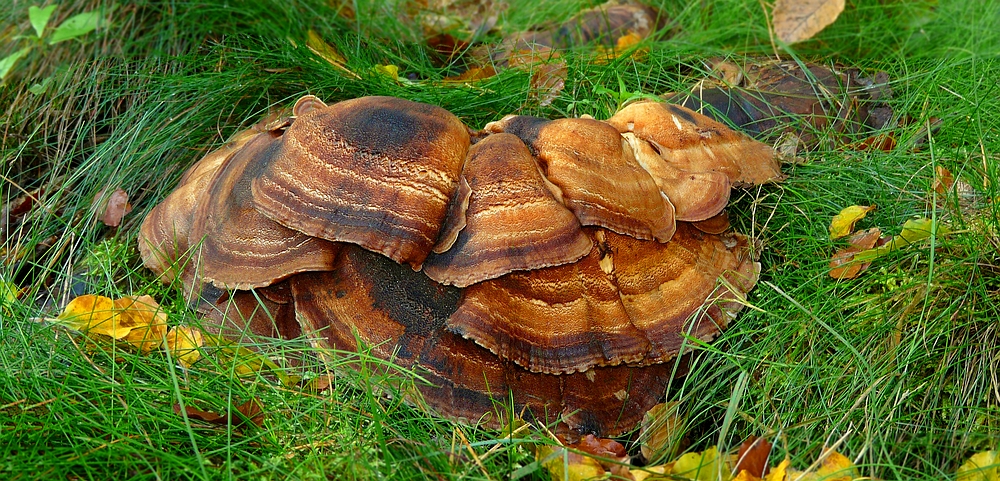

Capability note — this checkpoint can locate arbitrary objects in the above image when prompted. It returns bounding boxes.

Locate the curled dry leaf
[786,450,860,481]
[772,0,845,44]
[671,446,728,480]
[56,294,130,339]
[853,217,949,262]
[94,188,132,227]
[933,165,956,194]
[115,295,168,353]
[1,277,23,315]
[165,326,204,367]
[829,205,875,239]
[305,29,358,78]
[765,459,790,481]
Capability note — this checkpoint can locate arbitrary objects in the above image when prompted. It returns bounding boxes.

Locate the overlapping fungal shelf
[139,95,781,437]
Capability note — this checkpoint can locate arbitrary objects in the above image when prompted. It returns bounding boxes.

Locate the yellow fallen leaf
[536,444,606,481]
[56,294,130,338]
[640,402,685,462]
[374,64,399,80]
[1,278,21,315]
[733,470,763,481]
[305,29,359,78]
[672,446,731,481]
[632,464,669,481]
[815,450,859,480]
[829,205,876,239]
[115,295,168,353]
[166,326,204,367]
[764,459,790,481]
[957,451,999,481]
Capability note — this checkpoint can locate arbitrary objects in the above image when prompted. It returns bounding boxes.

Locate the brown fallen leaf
[829,227,882,280]
[93,187,132,227]
[735,436,772,478]
[173,397,265,429]
[829,205,876,239]
[772,0,846,44]
[671,59,894,150]
[933,165,955,194]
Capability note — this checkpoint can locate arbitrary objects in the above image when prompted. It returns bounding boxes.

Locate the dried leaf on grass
[735,436,772,478]
[536,443,606,481]
[174,397,265,429]
[785,450,860,480]
[1,277,23,315]
[772,0,845,44]
[829,205,876,239]
[92,187,132,227]
[305,29,359,78]
[671,446,728,480]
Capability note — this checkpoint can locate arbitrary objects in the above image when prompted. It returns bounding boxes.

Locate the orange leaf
[735,436,772,478]
[815,450,859,480]
[114,295,168,353]
[56,294,128,338]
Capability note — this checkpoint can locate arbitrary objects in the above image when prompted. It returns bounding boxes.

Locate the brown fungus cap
[606,101,782,185]
[604,224,759,360]
[622,132,731,222]
[252,96,471,269]
[422,133,592,287]
[200,281,301,342]
[447,224,758,374]
[138,127,259,286]
[188,129,340,290]
[448,242,648,374]
[288,245,674,438]
[486,115,677,242]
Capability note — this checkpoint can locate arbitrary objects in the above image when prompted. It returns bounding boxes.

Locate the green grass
[2,0,998,479]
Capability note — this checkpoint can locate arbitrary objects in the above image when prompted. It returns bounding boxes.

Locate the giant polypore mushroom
[138,94,781,437]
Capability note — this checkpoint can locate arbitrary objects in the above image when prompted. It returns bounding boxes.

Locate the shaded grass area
[2,0,998,479]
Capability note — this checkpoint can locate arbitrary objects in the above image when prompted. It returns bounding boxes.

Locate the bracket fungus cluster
[139,94,781,437]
